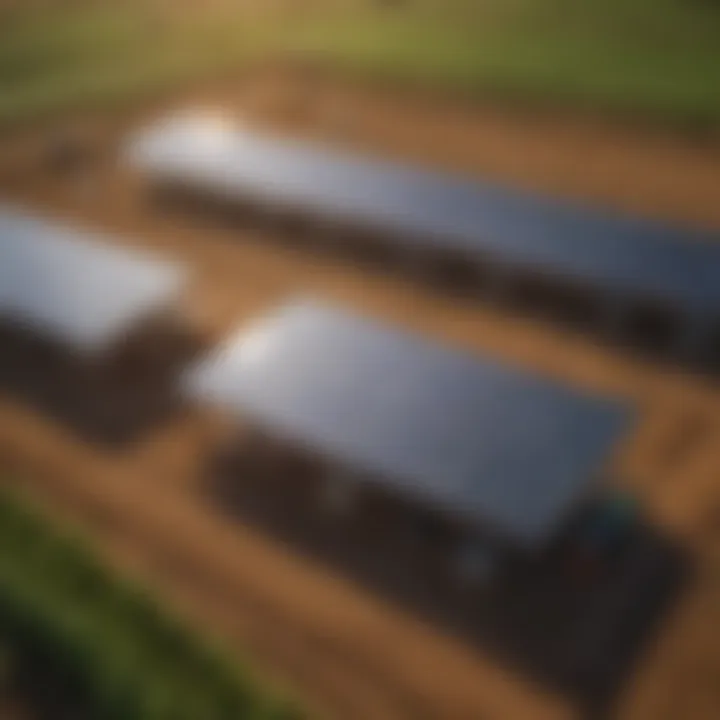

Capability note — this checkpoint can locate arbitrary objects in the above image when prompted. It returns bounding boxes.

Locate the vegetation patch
[0,484,303,720]
[0,0,719,127]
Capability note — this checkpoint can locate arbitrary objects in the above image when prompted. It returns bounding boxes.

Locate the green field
[0,0,719,127]
[0,484,302,719]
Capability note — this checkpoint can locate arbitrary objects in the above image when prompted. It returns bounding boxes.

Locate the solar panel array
[129,113,720,347]
[0,204,188,353]
[184,298,632,551]
[2,126,642,548]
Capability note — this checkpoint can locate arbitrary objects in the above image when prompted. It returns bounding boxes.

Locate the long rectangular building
[129,112,720,361]
[184,298,633,552]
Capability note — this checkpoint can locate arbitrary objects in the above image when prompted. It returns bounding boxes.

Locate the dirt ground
[2,66,720,720]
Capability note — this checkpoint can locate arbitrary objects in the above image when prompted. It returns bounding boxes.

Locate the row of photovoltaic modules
[185,299,632,551]
[0,201,631,551]
[0,205,186,351]
[128,113,720,359]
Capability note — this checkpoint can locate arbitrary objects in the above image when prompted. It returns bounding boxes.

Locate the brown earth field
[2,65,720,720]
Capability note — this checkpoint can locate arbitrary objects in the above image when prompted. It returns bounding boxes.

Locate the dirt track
[2,66,720,720]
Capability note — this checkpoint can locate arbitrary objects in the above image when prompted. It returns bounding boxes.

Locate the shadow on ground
[147,182,720,379]
[0,319,206,449]
[201,450,689,717]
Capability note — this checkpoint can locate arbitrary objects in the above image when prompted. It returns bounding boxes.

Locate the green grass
[289,0,720,124]
[0,484,303,719]
[0,0,719,126]
[0,3,264,124]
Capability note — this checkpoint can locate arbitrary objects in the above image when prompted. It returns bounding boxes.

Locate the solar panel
[0,204,188,353]
[184,298,633,551]
[128,113,720,325]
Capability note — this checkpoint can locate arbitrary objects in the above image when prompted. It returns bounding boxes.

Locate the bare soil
[2,66,720,720]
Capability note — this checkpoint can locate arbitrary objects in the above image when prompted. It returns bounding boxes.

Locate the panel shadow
[200,441,689,716]
[0,317,206,448]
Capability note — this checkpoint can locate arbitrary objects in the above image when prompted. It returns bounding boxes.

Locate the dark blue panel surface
[130,114,720,318]
[185,298,633,550]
